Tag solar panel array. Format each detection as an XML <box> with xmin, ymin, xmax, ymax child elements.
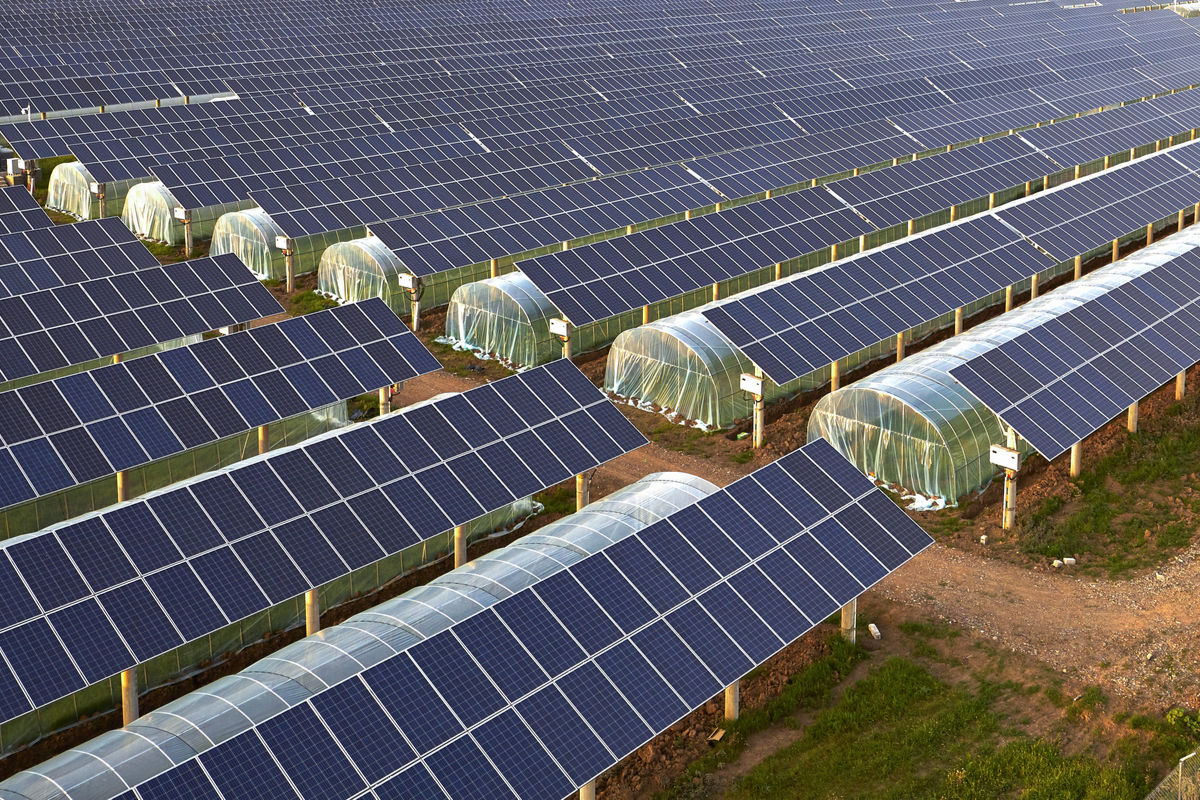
<box><xmin>0</xmin><ymin>298</ymin><xmax>438</xmax><ymax>512</ymax></box>
<box><xmin>519</xmin><ymin>186</ymin><xmax>875</xmax><ymax>327</ymax></box>
<box><xmin>950</xmin><ymin>249</ymin><xmax>1200</xmax><ymax>460</ymax></box>
<box><xmin>994</xmin><ymin>150</ymin><xmax>1200</xmax><ymax>260</ymax></box>
<box><xmin>702</xmin><ymin>216</ymin><xmax>1055</xmax><ymax>385</ymax></box>
<box><xmin>0</xmin><ymin>245</ymin><xmax>280</xmax><ymax>382</ymax></box>
<box><xmin>0</xmin><ymin>188</ymin><xmax>54</xmax><ymax>236</ymax></box>
<box><xmin>0</xmin><ymin>359</ymin><xmax>645</xmax><ymax>723</ymax></box>
<box><xmin>101</xmin><ymin>438</ymin><xmax>932</xmax><ymax>800</ymax></box>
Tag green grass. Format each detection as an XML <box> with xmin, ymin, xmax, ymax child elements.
<box><xmin>533</xmin><ymin>483</ymin><xmax>576</xmax><ymax>516</ymax></box>
<box><xmin>289</xmin><ymin>290</ymin><xmax>338</xmax><ymax>315</ymax></box>
<box><xmin>1014</xmin><ymin>393</ymin><xmax>1200</xmax><ymax>577</ymax></box>
<box><xmin>729</xmin><ymin>449</ymin><xmax>754</xmax><ymax>464</ymax></box>
<box><xmin>726</xmin><ymin>659</ymin><xmax>1154</xmax><ymax>800</ymax></box>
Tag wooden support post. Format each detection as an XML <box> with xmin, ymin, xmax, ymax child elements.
<box><xmin>830</xmin><ymin>360</ymin><xmax>840</xmax><ymax>391</ymax></box>
<box><xmin>840</xmin><ymin>598</ymin><xmax>857</xmax><ymax>644</ymax></box>
<box><xmin>454</xmin><ymin>526</ymin><xmax>467</xmax><ymax>568</ymax></box>
<box><xmin>1177</xmin><ymin>370</ymin><xmax>1187</xmax><ymax>401</ymax></box>
<box><xmin>954</xmin><ymin>307</ymin><xmax>963</xmax><ymax>335</ymax></box>
<box><xmin>1074</xmin><ymin>255</ymin><xmax>1082</xmax><ymax>280</ymax></box>
<box><xmin>305</xmin><ymin>589</ymin><xmax>320</xmax><ymax>636</ymax></box>
<box><xmin>1030</xmin><ymin>272</ymin><xmax>1040</xmax><ymax>300</ymax></box>
<box><xmin>1128</xmin><ymin>401</ymin><xmax>1139</xmax><ymax>433</ymax></box>
<box><xmin>121</xmin><ymin>669</ymin><xmax>138</xmax><ymax>725</ymax></box>
<box><xmin>895</xmin><ymin>332</ymin><xmax>905</xmax><ymax>362</ymax></box>
<box><xmin>724</xmin><ymin>682</ymin><xmax>740</xmax><ymax>721</ymax></box>
<box><xmin>258</xmin><ymin>425</ymin><xmax>270</xmax><ymax>455</ymax></box>
<box><xmin>576</xmin><ymin>472</ymin><xmax>590</xmax><ymax>511</ymax></box>
<box><xmin>1070</xmin><ymin>442</ymin><xmax>1082</xmax><ymax>478</ymax></box>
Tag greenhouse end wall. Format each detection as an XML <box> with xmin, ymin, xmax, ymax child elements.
<box><xmin>122</xmin><ymin>181</ymin><xmax>253</xmax><ymax>244</ymax></box>
<box><xmin>212</xmin><ymin>208</ymin><xmax>365</xmax><ymax>281</ymax></box>
<box><xmin>45</xmin><ymin>161</ymin><xmax>145</xmax><ymax>221</ymax></box>
<box><xmin>318</xmin><ymin>236</ymin><xmax>481</xmax><ymax>316</ymax></box>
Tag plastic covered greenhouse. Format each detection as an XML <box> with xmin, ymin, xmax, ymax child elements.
<box><xmin>121</xmin><ymin>181</ymin><xmax>252</xmax><ymax>244</ymax></box>
<box><xmin>211</xmin><ymin>208</ymin><xmax>364</xmax><ymax>281</ymax></box>
<box><xmin>318</xmin><ymin>234</ymin><xmax>485</xmax><ymax>316</ymax></box>
<box><xmin>606</xmin><ymin>308</ymin><xmax>821</xmax><ymax>429</ymax></box>
<box><xmin>808</xmin><ymin>226</ymin><xmax>1200</xmax><ymax>503</ymax></box>
<box><xmin>0</xmin><ymin>471</ymin><xmax>716</xmax><ymax>783</ymax></box>
<box><xmin>0</xmin><ymin>391</ymin><xmax>543</xmax><ymax>756</ymax></box>
<box><xmin>45</xmin><ymin>161</ymin><xmax>145</xmax><ymax>220</ymax></box>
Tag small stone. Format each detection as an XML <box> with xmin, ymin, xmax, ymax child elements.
<box><xmin>1064</xmin><ymin>557</ymin><xmax>1076</xmax><ymax>566</ymax></box>
<box><xmin>1052</xmin><ymin>559</ymin><xmax>1064</xmax><ymax>568</ymax></box>
<box><xmin>980</xmin><ymin>534</ymin><xmax>988</xmax><ymax>545</ymax></box>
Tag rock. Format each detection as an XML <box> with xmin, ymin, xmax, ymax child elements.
<box><xmin>1064</xmin><ymin>557</ymin><xmax>1076</xmax><ymax>566</ymax></box>
<box><xmin>980</xmin><ymin>534</ymin><xmax>988</xmax><ymax>545</ymax></box>
<box><xmin>1053</xmin><ymin>559</ymin><xmax>1064</xmax><ymax>568</ymax></box>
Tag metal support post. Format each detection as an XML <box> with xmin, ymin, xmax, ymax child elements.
<box><xmin>121</xmin><ymin>668</ymin><xmax>138</xmax><ymax>725</ymax></box>
<box><xmin>724</xmin><ymin>682</ymin><xmax>740</xmax><ymax>721</ymax></box>
<box><xmin>258</xmin><ymin>425</ymin><xmax>270</xmax><ymax>455</ymax></box>
<box><xmin>1074</xmin><ymin>164</ymin><xmax>1081</xmax><ymax>180</ymax></box>
<box><xmin>896</xmin><ymin>331</ymin><xmax>905</xmax><ymax>362</ymax></box>
<box><xmin>562</xmin><ymin>330</ymin><xmax>572</xmax><ymax>359</ymax></box>
<box><xmin>752</xmin><ymin>391</ymin><xmax>765</xmax><ymax>449</ymax></box>
<box><xmin>117</xmin><ymin>471</ymin><xmax>129</xmax><ymax>503</ymax></box>
<box><xmin>1030</xmin><ymin>272</ymin><xmax>1040</xmax><ymax>300</ymax></box>
<box><xmin>830</xmin><ymin>242</ymin><xmax>838</xmax><ymax>261</ymax></box>
<box><xmin>949</xmin><ymin>205</ymin><xmax>956</xmax><ymax>222</ymax></box>
<box><xmin>840</xmin><ymin>598</ymin><xmax>857</xmax><ymax>644</ymax></box>
<box><xmin>1070</xmin><ymin>442</ymin><xmax>1082</xmax><ymax>478</ymax></box>
<box><xmin>1177</xmin><ymin>370</ymin><xmax>1186</xmax><ymax>401</ymax></box>
<box><xmin>1127</xmin><ymin>401</ymin><xmax>1139</xmax><ymax>433</ymax></box>
<box><xmin>379</xmin><ymin>386</ymin><xmax>390</xmax><ymax>416</ymax></box>
<box><xmin>642</xmin><ymin>305</ymin><xmax>650</xmax><ymax>325</ymax></box>
<box><xmin>954</xmin><ymin>307</ymin><xmax>963</xmax><ymax>336</ymax></box>
<box><xmin>1112</xmin><ymin>238</ymin><xmax>1120</xmax><ymax>261</ymax></box>
<box><xmin>1005</xmin><ymin>285</ymin><xmax>1014</xmax><ymax>312</ymax></box>
<box><xmin>579</xmin><ymin>781</ymin><xmax>596</xmax><ymax>800</ymax></box>
<box><xmin>1074</xmin><ymin>255</ymin><xmax>1082</xmax><ymax>280</ymax></box>
<box><xmin>305</xmin><ymin>589</ymin><xmax>320</xmax><ymax>635</ymax></box>
<box><xmin>399</xmin><ymin>273</ymin><xmax>424</xmax><ymax>332</ymax></box>
<box><xmin>1179</xmin><ymin>209</ymin><xmax>1186</xmax><ymax>231</ymax></box>
<box><xmin>712</xmin><ymin>282</ymin><xmax>720</xmax><ymax>302</ymax></box>
<box><xmin>489</xmin><ymin>258</ymin><xmax>498</xmax><ymax>279</ymax></box>
<box><xmin>25</xmin><ymin>159</ymin><xmax>37</xmax><ymax>194</ymax></box>
<box><xmin>988</xmin><ymin>192</ymin><xmax>995</xmax><ymax>210</ymax></box>
<box><xmin>93</xmin><ymin>182</ymin><xmax>107</xmax><ymax>218</ymax></box>
<box><xmin>1104</xmin><ymin>155</ymin><xmax>1110</xmax><ymax>169</ymax></box>
<box><xmin>562</xmin><ymin>241</ymin><xmax>569</xmax><ymax>251</ymax></box>
<box><xmin>1146</xmin><ymin>222</ymin><xmax>1154</xmax><ymax>245</ymax></box>
<box><xmin>576</xmin><ymin>472</ymin><xmax>590</xmax><ymax>511</ymax></box>
<box><xmin>830</xmin><ymin>360</ymin><xmax>840</xmax><ymax>391</ymax></box>
<box><xmin>1024</xmin><ymin>180</ymin><xmax>1031</xmax><ymax>197</ymax></box>
<box><xmin>1002</xmin><ymin>428</ymin><xmax>1018</xmax><ymax>531</ymax></box>
<box><xmin>907</xmin><ymin>219</ymin><xmax>915</xmax><ymax>236</ymax></box>
<box><xmin>774</xmin><ymin>262</ymin><xmax>782</xmax><ymax>281</ymax></box>
<box><xmin>454</xmin><ymin>526</ymin><xmax>467</xmax><ymax>568</ymax></box>
<box><xmin>175</xmin><ymin>208</ymin><xmax>193</xmax><ymax>257</ymax></box>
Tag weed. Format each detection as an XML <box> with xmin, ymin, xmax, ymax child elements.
<box><xmin>730</xmin><ymin>449</ymin><xmax>754</xmax><ymax>464</ymax></box>
<box><xmin>289</xmin><ymin>290</ymin><xmax>338</xmax><ymax>315</ymax></box>
<box><xmin>534</xmin><ymin>483</ymin><xmax>575</xmax><ymax>516</ymax></box>
<box><xmin>898</xmin><ymin>620</ymin><xmax>962</xmax><ymax>640</ymax></box>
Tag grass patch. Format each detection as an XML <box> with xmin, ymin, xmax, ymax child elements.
<box><xmin>653</xmin><ymin>635</ymin><xmax>866</xmax><ymax>800</ymax></box>
<box><xmin>533</xmin><ymin>483</ymin><xmax>575</xmax><ymax>516</ymax></box>
<box><xmin>729</xmin><ymin>449</ymin><xmax>754</xmax><ymax>464</ymax></box>
<box><xmin>289</xmin><ymin>290</ymin><xmax>338</xmax><ymax>315</ymax></box>
<box><xmin>727</xmin><ymin>658</ymin><xmax>1156</xmax><ymax>800</ymax></box>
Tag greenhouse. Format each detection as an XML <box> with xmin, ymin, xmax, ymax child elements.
<box><xmin>44</xmin><ymin>160</ymin><xmax>145</xmax><ymax>220</ymax></box>
<box><xmin>212</xmin><ymin>207</ymin><xmax>364</xmax><ymax>281</ymax></box>
<box><xmin>121</xmin><ymin>180</ymin><xmax>252</xmax><ymax>244</ymax></box>
<box><xmin>808</xmin><ymin>225</ymin><xmax>1200</xmax><ymax>503</ymax></box>
<box><xmin>606</xmin><ymin>308</ymin><xmax>818</xmax><ymax>429</ymax></box>
<box><xmin>0</xmin><ymin>471</ymin><xmax>716</xmax><ymax>780</ymax></box>
<box><xmin>317</xmin><ymin>234</ymin><xmax>484</xmax><ymax>316</ymax></box>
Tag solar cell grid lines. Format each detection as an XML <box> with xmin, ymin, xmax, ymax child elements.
<box><xmin>701</xmin><ymin>215</ymin><xmax>1056</xmax><ymax>385</ymax></box>
<box><xmin>99</xmin><ymin>438</ymin><xmax>931</xmax><ymax>800</ymax></box>
<box><xmin>0</xmin><ymin>244</ymin><xmax>281</xmax><ymax>381</ymax></box>
<box><xmin>949</xmin><ymin>249</ymin><xmax>1200</xmax><ymax>460</ymax></box>
<box><xmin>519</xmin><ymin>185</ymin><xmax>876</xmax><ymax>328</ymax></box>
<box><xmin>0</xmin><ymin>186</ymin><xmax>54</xmax><ymax>235</ymax></box>
<box><xmin>0</xmin><ymin>298</ymin><xmax>438</xmax><ymax>512</ymax></box>
<box><xmin>0</xmin><ymin>359</ymin><xmax>645</xmax><ymax>724</ymax></box>
<box><xmin>995</xmin><ymin>149</ymin><xmax>1200</xmax><ymax>261</ymax></box>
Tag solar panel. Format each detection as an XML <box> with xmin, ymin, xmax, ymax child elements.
<box><xmin>99</xmin><ymin>437</ymin><xmax>931</xmax><ymax>800</ymax></box>
<box><xmin>0</xmin><ymin>298</ymin><xmax>436</xmax><ymax>511</ymax></box>
<box><xmin>519</xmin><ymin>185</ymin><xmax>876</xmax><ymax>327</ymax></box>
<box><xmin>702</xmin><ymin>215</ymin><xmax>1055</xmax><ymax>385</ymax></box>
<box><xmin>0</xmin><ymin>359</ymin><xmax>644</xmax><ymax>723</ymax></box>
<box><xmin>950</xmin><ymin>248</ymin><xmax>1200</xmax><ymax>459</ymax></box>
<box><xmin>0</xmin><ymin>186</ymin><xmax>54</xmax><ymax>235</ymax></box>
<box><xmin>995</xmin><ymin>148</ymin><xmax>1200</xmax><ymax>260</ymax></box>
<box><xmin>0</xmin><ymin>244</ymin><xmax>281</xmax><ymax>382</ymax></box>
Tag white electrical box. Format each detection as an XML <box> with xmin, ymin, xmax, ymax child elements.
<box><xmin>7</xmin><ymin>159</ymin><xmax>21</xmax><ymax>176</ymax></box>
<box><xmin>16</xmin><ymin>159</ymin><xmax>28</xmax><ymax>171</ymax></box>
<box><xmin>398</xmin><ymin>272</ymin><xmax>419</xmax><ymax>290</ymax></box>
<box><xmin>88</xmin><ymin>182</ymin><xmax>101</xmax><ymax>194</ymax></box>
<box><xmin>549</xmin><ymin>318</ymin><xmax>571</xmax><ymax>337</ymax></box>
<box><xmin>740</xmin><ymin>372</ymin><xmax>764</xmax><ymax>395</ymax></box>
<box><xmin>989</xmin><ymin>444</ymin><xmax>1021</xmax><ymax>471</ymax></box>
<box><xmin>275</xmin><ymin>235</ymin><xmax>292</xmax><ymax>251</ymax></box>
<box><xmin>172</xmin><ymin>207</ymin><xmax>190</xmax><ymax>221</ymax></box>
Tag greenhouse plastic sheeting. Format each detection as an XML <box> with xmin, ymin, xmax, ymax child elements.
<box><xmin>213</xmin><ymin>208</ymin><xmax>364</xmax><ymax>281</ymax></box>
<box><xmin>45</xmin><ymin>161</ymin><xmax>145</xmax><ymax>220</ymax></box>
<box><xmin>809</xmin><ymin>226</ymin><xmax>1200</xmax><ymax>503</ymax></box>
<box><xmin>318</xmin><ymin>235</ymin><xmax>480</xmax><ymax>315</ymax></box>
<box><xmin>121</xmin><ymin>180</ymin><xmax>253</xmax><ymax>244</ymax></box>
<box><xmin>0</xmin><ymin>471</ymin><xmax>717</xmax><ymax>791</ymax></box>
